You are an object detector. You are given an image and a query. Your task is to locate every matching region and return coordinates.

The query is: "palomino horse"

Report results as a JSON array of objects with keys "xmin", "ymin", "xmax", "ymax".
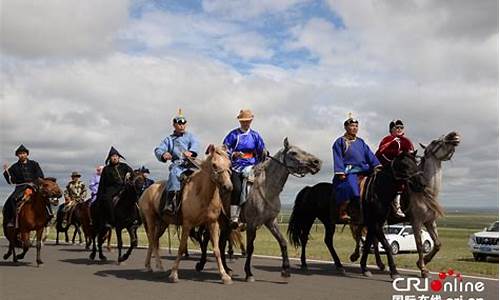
[
  {"xmin": 139, "ymin": 145, "xmax": 233, "ymax": 284},
  {"xmin": 218, "ymin": 138, "xmax": 321, "ymax": 282},
  {"xmin": 359, "ymin": 151, "xmax": 426, "ymax": 279},
  {"xmin": 287, "ymin": 182, "xmax": 385, "ymax": 273},
  {"xmin": 89, "ymin": 170, "xmax": 144, "ymax": 262},
  {"xmin": 3, "ymin": 178, "xmax": 62, "ymax": 266},
  {"xmin": 408, "ymin": 131, "xmax": 460, "ymax": 278}
]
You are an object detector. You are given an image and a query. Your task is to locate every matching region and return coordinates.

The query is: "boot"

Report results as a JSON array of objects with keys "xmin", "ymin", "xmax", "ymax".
[
  {"xmin": 392, "ymin": 193, "xmax": 406, "ymax": 218},
  {"xmin": 337, "ymin": 202, "xmax": 351, "ymax": 223},
  {"xmin": 161, "ymin": 191, "xmax": 176, "ymax": 214},
  {"xmin": 230, "ymin": 205, "xmax": 240, "ymax": 229}
]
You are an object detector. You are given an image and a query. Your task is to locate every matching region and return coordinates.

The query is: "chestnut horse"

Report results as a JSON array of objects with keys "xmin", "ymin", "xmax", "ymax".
[
  {"xmin": 3, "ymin": 178, "xmax": 62, "ymax": 266},
  {"xmin": 139, "ymin": 145, "xmax": 233, "ymax": 284}
]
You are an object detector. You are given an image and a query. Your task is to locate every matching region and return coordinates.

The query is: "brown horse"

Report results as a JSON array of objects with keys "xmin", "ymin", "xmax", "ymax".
[
  {"xmin": 75, "ymin": 200, "xmax": 112, "ymax": 251},
  {"xmin": 3, "ymin": 178, "xmax": 62, "ymax": 266},
  {"xmin": 139, "ymin": 145, "xmax": 233, "ymax": 284}
]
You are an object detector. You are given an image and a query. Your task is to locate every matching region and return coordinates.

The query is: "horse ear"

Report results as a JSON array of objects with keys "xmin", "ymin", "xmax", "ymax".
[
  {"xmin": 221, "ymin": 144, "xmax": 228, "ymax": 152},
  {"xmin": 419, "ymin": 143, "xmax": 427, "ymax": 149},
  {"xmin": 205, "ymin": 144, "xmax": 215, "ymax": 155},
  {"xmin": 283, "ymin": 137, "xmax": 290, "ymax": 150}
]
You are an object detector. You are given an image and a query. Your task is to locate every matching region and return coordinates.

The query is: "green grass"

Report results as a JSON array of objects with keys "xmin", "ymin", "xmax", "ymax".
[{"xmin": 2, "ymin": 212, "xmax": 498, "ymax": 278}]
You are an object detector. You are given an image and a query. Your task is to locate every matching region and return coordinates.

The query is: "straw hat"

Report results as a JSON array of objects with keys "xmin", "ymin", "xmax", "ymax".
[{"xmin": 236, "ymin": 109, "xmax": 254, "ymax": 121}]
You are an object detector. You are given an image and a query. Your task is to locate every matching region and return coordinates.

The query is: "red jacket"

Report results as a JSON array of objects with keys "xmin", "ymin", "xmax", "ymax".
[{"xmin": 376, "ymin": 134, "xmax": 414, "ymax": 166}]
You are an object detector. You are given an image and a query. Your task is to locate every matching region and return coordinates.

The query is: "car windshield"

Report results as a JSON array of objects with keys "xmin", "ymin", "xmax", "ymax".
[
  {"xmin": 486, "ymin": 222, "xmax": 499, "ymax": 232},
  {"xmin": 383, "ymin": 226, "xmax": 402, "ymax": 235}
]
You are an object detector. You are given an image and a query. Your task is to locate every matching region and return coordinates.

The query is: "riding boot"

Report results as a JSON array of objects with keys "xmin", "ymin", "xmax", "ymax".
[
  {"xmin": 230, "ymin": 205, "xmax": 240, "ymax": 229},
  {"xmin": 161, "ymin": 191, "xmax": 177, "ymax": 214},
  {"xmin": 337, "ymin": 202, "xmax": 351, "ymax": 223},
  {"xmin": 392, "ymin": 193, "xmax": 406, "ymax": 218}
]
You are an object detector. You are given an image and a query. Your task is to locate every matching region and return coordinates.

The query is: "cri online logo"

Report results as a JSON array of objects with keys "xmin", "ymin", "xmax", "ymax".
[{"xmin": 393, "ymin": 269, "xmax": 485, "ymax": 293}]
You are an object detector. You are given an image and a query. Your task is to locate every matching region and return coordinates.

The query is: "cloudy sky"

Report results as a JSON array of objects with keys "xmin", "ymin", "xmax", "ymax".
[{"xmin": 1, "ymin": 0, "xmax": 498, "ymax": 208}]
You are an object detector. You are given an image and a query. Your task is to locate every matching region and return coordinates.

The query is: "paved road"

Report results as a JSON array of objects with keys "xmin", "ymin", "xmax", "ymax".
[{"xmin": 0, "ymin": 240, "xmax": 498, "ymax": 300}]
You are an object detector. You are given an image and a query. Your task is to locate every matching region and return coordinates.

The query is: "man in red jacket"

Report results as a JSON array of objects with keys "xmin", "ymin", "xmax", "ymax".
[{"xmin": 375, "ymin": 120, "xmax": 414, "ymax": 218}]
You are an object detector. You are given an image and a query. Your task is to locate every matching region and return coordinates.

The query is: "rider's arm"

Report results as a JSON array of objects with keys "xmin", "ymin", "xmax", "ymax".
[
  {"xmin": 222, "ymin": 130, "xmax": 237, "ymax": 158},
  {"xmin": 188, "ymin": 133, "xmax": 200, "ymax": 158},
  {"xmin": 332, "ymin": 138, "xmax": 345, "ymax": 176},
  {"xmin": 3, "ymin": 167, "xmax": 12, "ymax": 184},
  {"xmin": 32, "ymin": 161, "xmax": 45, "ymax": 179},
  {"xmin": 254, "ymin": 131, "xmax": 266, "ymax": 163},
  {"xmin": 154, "ymin": 137, "xmax": 172, "ymax": 162}
]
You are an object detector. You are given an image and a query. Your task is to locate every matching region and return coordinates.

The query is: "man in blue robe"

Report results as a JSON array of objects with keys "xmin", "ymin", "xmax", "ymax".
[
  {"xmin": 154, "ymin": 110, "xmax": 200, "ymax": 214},
  {"xmin": 332, "ymin": 117, "xmax": 381, "ymax": 222},
  {"xmin": 223, "ymin": 109, "xmax": 266, "ymax": 227}
]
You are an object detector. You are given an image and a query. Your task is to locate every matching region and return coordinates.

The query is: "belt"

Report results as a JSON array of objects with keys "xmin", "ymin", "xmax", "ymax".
[{"xmin": 241, "ymin": 152, "xmax": 254, "ymax": 159}]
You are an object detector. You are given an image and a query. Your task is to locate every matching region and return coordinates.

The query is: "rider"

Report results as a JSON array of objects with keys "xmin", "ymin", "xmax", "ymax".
[
  {"xmin": 89, "ymin": 165, "xmax": 104, "ymax": 203},
  {"xmin": 62, "ymin": 171, "xmax": 88, "ymax": 225},
  {"xmin": 96, "ymin": 146, "xmax": 133, "ymax": 228},
  {"xmin": 375, "ymin": 119, "xmax": 415, "ymax": 218},
  {"xmin": 154, "ymin": 109, "xmax": 199, "ymax": 214},
  {"xmin": 223, "ymin": 109, "xmax": 266, "ymax": 228},
  {"xmin": 2, "ymin": 145, "xmax": 46, "ymax": 228},
  {"xmin": 332, "ymin": 115, "xmax": 381, "ymax": 223}
]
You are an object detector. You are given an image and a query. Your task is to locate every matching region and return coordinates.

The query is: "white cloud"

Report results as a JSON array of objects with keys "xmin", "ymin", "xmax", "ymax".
[
  {"xmin": 202, "ymin": 0, "xmax": 313, "ymax": 20},
  {"xmin": 1, "ymin": 0, "xmax": 130, "ymax": 58}
]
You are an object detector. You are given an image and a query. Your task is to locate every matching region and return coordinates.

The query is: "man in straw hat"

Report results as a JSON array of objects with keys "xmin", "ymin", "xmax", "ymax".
[
  {"xmin": 332, "ymin": 114, "xmax": 381, "ymax": 222},
  {"xmin": 223, "ymin": 109, "xmax": 266, "ymax": 228},
  {"xmin": 62, "ymin": 171, "xmax": 88, "ymax": 226},
  {"xmin": 96, "ymin": 146, "xmax": 133, "ymax": 228},
  {"xmin": 2, "ymin": 145, "xmax": 46, "ymax": 228},
  {"xmin": 154, "ymin": 109, "xmax": 199, "ymax": 214}
]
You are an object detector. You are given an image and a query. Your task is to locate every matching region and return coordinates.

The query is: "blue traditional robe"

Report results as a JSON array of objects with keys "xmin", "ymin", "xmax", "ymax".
[
  {"xmin": 223, "ymin": 128, "xmax": 265, "ymax": 172},
  {"xmin": 332, "ymin": 136, "xmax": 380, "ymax": 204},
  {"xmin": 154, "ymin": 131, "xmax": 200, "ymax": 192}
]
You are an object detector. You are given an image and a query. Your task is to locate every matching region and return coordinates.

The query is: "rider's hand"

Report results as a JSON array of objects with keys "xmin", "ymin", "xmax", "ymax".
[
  {"xmin": 183, "ymin": 151, "xmax": 192, "ymax": 158},
  {"xmin": 338, "ymin": 174, "xmax": 346, "ymax": 181},
  {"xmin": 3, "ymin": 163, "xmax": 8, "ymax": 171},
  {"xmin": 162, "ymin": 152, "xmax": 172, "ymax": 161},
  {"xmin": 232, "ymin": 151, "xmax": 243, "ymax": 159}
]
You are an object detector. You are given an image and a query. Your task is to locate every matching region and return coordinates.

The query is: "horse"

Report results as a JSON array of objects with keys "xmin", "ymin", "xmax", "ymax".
[
  {"xmin": 139, "ymin": 144, "xmax": 233, "ymax": 284},
  {"xmin": 205, "ymin": 138, "xmax": 321, "ymax": 282},
  {"xmin": 75, "ymin": 199, "xmax": 112, "ymax": 251},
  {"xmin": 287, "ymin": 182, "xmax": 386, "ymax": 273},
  {"xmin": 407, "ymin": 131, "xmax": 460, "ymax": 278},
  {"xmin": 89, "ymin": 170, "xmax": 145, "ymax": 262},
  {"xmin": 55, "ymin": 203, "xmax": 83, "ymax": 245},
  {"xmin": 359, "ymin": 151, "xmax": 427, "ymax": 279},
  {"xmin": 2, "ymin": 178, "xmax": 62, "ymax": 266}
]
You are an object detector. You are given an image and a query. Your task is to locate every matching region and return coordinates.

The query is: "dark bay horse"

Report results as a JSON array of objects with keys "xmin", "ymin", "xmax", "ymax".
[
  {"xmin": 3, "ymin": 178, "xmax": 62, "ymax": 266},
  {"xmin": 359, "ymin": 151, "xmax": 426, "ymax": 279},
  {"xmin": 55, "ymin": 203, "xmax": 83, "ymax": 245},
  {"xmin": 89, "ymin": 171, "xmax": 144, "ymax": 262},
  {"xmin": 287, "ymin": 182, "xmax": 385, "ymax": 273}
]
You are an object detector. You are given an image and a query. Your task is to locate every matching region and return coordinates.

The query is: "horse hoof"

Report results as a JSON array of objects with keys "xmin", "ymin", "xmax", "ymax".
[
  {"xmin": 336, "ymin": 267, "xmax": 346, "ymax": 275},
  {"xmin": 222, "ymin": 276, "xmax": 233, "ymax": 285},
  {"xmin": 281, "ymin": 270, "xmax": 291, "ymax": 278},
  {"xmin": 195, "ymin": 262, "xmax": 204, "ymax": 272},
  {"xmin": 421, "ymin": 270, "xmax": 430, "ymax": 278},
  {"xmin": 350, "ymin": 254, "xmax": 359, "ymax": 262},
  {"xmin": 300, "ymin": 264, "xmax": 308, "ymax": 271},
  {"xmin": 246, "ymin": 276, "xmax": 255, "ymax": 282},
  {"xmin": 37, "ymin": 261, "xmax": 44, "ymax": 267},
  {"xmin": 89, "ymin": 253, "xmax": 96, "ymax": 260},
  {"xmin": 363, "ymin": 271, "xmax": 373, "ymax": 277},
  {"xmin": 391, "ymin": 273, "xmax": 401, "ymax": 280},
  {"xmin": 99, "ymin": 255, "xmax": 107, "ymax": 262},
  {"xmin": 3, "ymin": 253, "xmax": 9, "ymax": 260},
  {"xmin": 168, "ymin": 275, "xmax": 179, "ymax": 283},
  {"xmin": 378, "ymin": 264, "xmax": 386, "ymax": 271}
]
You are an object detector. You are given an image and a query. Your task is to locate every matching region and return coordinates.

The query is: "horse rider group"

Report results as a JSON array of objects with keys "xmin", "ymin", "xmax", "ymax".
[{"xmin": 2, "ymin": 109, "xmax": 415, "ymax": 229}]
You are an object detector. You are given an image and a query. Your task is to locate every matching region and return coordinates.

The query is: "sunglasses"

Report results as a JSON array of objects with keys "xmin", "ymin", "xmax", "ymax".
[
  {"xmin": 395, "ymin": 126, "xmax": 404, "ymax": 129},
  {"xmin": 175, "ymin": 120, "xmax": 187, "ymax": 125}
]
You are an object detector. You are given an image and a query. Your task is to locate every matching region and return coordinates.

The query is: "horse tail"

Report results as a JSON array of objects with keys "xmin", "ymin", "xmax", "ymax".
[
  {"xmin": 287, "ymin": 186, "xmax": 312, "ymax": 248},
  {"xmin": 421, "ymin": 188, "xmax": 444, "ymax": 217}
]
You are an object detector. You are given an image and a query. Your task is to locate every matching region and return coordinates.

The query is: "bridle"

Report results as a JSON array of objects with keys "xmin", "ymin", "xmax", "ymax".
[
  {"xmin": 266, "ymin": 148, "xmax": 309, "ymax": 178},
  {"xmin": 425, "ymin": 137, "xmax": 456, "ymax": 161}
]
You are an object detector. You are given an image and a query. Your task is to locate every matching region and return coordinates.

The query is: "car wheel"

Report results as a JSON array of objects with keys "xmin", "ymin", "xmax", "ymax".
[
  {"xmin": 423, "ymin": 241, "xmax": 432, "ymax": 253},
  {"xmin": 391, "ymin": 242, "xmax": 399, "ymax": 255},
  {"xmin": 473, "ymin": 253, "xmax": 485, "ymax": 261}
]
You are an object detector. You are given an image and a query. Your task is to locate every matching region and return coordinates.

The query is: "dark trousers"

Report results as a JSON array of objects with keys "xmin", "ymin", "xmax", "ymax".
[
  {"xmin": 230, "ymin": 172, "xmax": 244, "ymax": 206},
  {"xmin": 3, "ymin": 186, "xmax": 28, "ymax": 222},
  {"xmin": 97, "ymin": 190, "xmax": 117, "ymax": 225}
]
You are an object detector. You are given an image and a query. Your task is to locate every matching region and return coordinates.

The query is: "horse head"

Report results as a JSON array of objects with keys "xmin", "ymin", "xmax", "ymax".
[
  {"xmin": 127, "ymin": 170, "xmax": 146, "ymax": 198},
  {"xmin": 391, "ymin": 151, "xmax": 426, "ymax": 192},
  {"xmin": 421, "ymin": 131, "xmax": 461, "ymax": 161},
  {"xmin": 35, "ymin": 177, "xmax": 63, "ymax": 205},
  {"xmin": 281, "ymin": 137, "xmax": 322, "ymax": 176},
  {"xmin": 206, "ymin": 144, "xmax": 233, "ymax": 192}
]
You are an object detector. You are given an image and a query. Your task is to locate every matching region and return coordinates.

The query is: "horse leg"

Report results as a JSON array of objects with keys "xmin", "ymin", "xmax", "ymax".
[
  {"xmin": 65, "ymin": 228, "xmax": 69, "ymax": 243},
  {"xmin": 120, "ymin": 226, "xmax": 138, "ymax": 263},
  {"xmin": 374, "ymin": 225, "xmax": 399, "ymax": 279},
  {"xmin": 218, "ymin": 221, "xmax": 233, "ymax": 275},
  {"xmin": 411, "ymin": 222, "xmax": 428, "ymax": 278},
  {"xmin": 227, "ymin": 233, "xmax": 234, "ymax": 260},
  {"xmin": 265, "ymin": 219, "xmax": 290, "ymax": 279},
  {"xmin": 244, "ymin": 225, "xmax": 257, "ymax": 282},
  {"xmin": 71, "ymin": 225, "xmax": 78, "ymax": 244},
  {"xmin": 106, "ymin": 229, "xmax": 113, "ymax": 252},
  {"xmin": 360, "ymin": 226, "xmax": 375, "ymax": 277},
  {"xmin": 323, "ymin": 221, "xmax": 345, "ymax": 274},
  {"xmin": 35, "ymin": 229, "xmax": 44, "ymax": 266},
  {"xmin": 89, "ymin": 232, "xmax": 97, "ymax": 260},
  {"xmin": 56, "ymin": 227, "xmax": 60, "ymax": 245},
  {"xmin": 195, "ymin": 226, "xmax": 210, "ymax": 272},
  {"xmin": 372, "ymin": 237, "xmax": 386, "ymax": 271},
  {"xmin": 208, "ymin": 221, "xmax": 232, "ymax": 284},
  {"xmin": 98, "ymin": 229, "xmax": 107, "ymax": 261},
  {"xmin": 237, "ymin": 231, "xmax": 246, "ymax": 257},
  {"xmin": 168, "ymin": 224, "xmax": 191, "ymax": 283},
  {"xmin": 116, "ymin": 227, "xmax": 123, "ymax": 263},
  {"xmin": 299, "ymin": 220, "xmax": 313, "ymax": 270},
  {"xmin": 16, "ymin": 232, "xmax": 30, "ymax": 260},
  {"xmin": 349, "ymin": 224, "xmax": 363, "ymax": 262},
  {"xmin": 153, "ymin": 222, "xmax": 167, "ymax": 271},
  {"xmin": 423, "ymin": 221, "xmax": 441, "ymax": 269}
]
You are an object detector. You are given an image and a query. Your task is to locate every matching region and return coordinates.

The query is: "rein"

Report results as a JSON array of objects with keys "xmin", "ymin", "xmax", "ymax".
[{"xmin": 266, "ymin": 149, "xmax": 306, "ymax": 178}]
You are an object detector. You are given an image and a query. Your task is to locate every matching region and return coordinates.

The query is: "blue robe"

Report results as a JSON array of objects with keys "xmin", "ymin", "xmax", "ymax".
[
  {"xmin": 332, "ymin": 136, "xmax": 380, "ymax": 204},
  {"xmin": 223, "ymin": 128, "xmax": 265, "ymax": 172},
  {"xmin": 154, "ymin": 131, "xmax": 200, "ymax": 192}
]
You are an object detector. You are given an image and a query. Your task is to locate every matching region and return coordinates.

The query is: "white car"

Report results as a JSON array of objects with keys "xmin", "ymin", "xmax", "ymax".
[
  {"xmin": 375, "ymin": 224, "xmax": 434, "ymax": 255},
  {"xmin": 468, "ymin": 221, "xmax": 499, "ymax": 261}
]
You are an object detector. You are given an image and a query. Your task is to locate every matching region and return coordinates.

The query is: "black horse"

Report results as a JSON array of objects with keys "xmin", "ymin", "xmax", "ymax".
[
  {"xmin": 287, "ymin": 182, "xmax": 385, "ymax": 273},
  {"xmin": 55, "ymin": 203, "xmax": 82, "ymax": 245},
  {"xmin": 359, "ymin": 151, "xmax": 426, "ymax": 279},
  {"xmin": 89, "ymin": 171, "xmax": 145, "ymax": 262}
]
